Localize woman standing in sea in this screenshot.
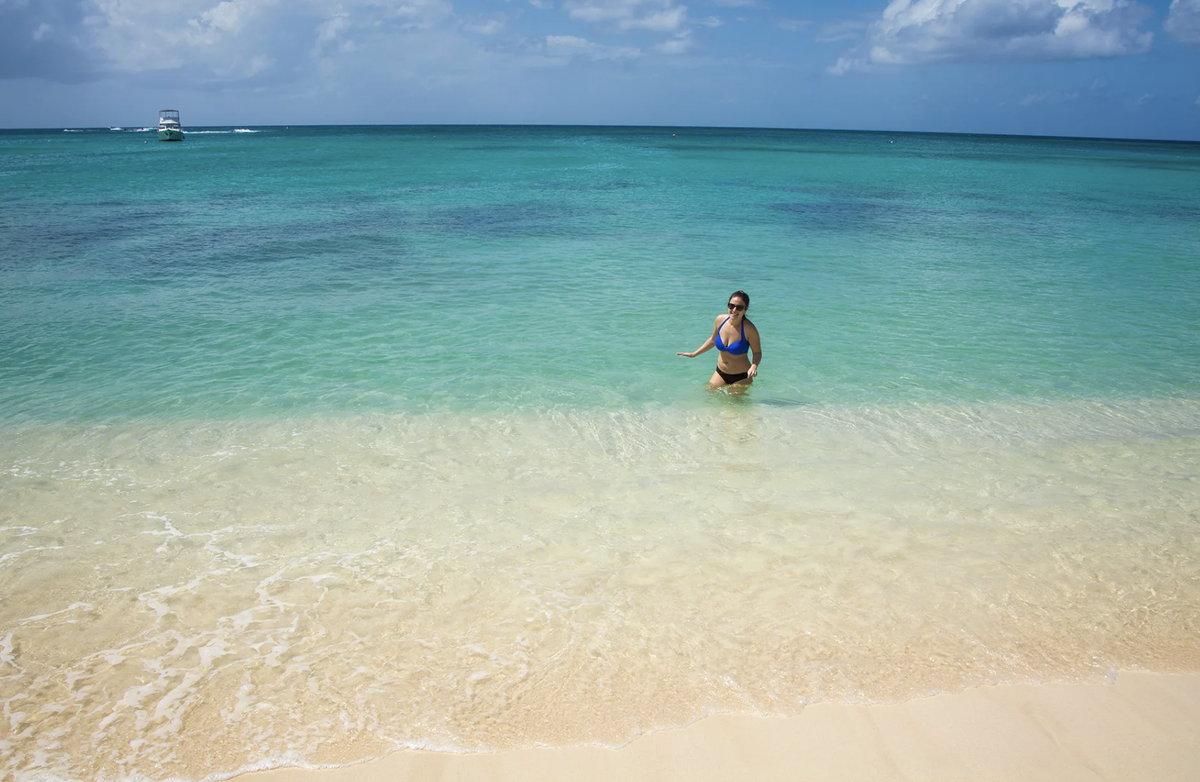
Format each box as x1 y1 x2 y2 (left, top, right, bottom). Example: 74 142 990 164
677 290 762 389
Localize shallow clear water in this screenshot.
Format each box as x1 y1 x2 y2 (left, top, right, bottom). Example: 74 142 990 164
2 126 1199 781
3 126 1199 420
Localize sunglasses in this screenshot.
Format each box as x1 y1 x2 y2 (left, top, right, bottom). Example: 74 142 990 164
728 302 746 312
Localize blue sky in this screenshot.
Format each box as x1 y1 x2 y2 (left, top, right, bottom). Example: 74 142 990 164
2 0 1199 139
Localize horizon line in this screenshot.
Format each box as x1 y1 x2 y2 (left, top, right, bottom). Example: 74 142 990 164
5 122 1200 145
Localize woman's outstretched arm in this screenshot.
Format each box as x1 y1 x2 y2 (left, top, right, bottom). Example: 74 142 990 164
677 337 715 358
677 317 721 358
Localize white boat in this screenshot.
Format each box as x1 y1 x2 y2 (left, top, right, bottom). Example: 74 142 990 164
157 110 184 142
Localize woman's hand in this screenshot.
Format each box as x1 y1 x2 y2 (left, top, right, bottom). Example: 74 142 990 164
748 364 758 378
682 336 715 359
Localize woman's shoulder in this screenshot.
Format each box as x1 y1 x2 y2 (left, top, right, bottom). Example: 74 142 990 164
744 318 759 333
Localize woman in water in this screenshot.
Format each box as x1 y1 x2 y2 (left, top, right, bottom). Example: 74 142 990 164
677 290 762 389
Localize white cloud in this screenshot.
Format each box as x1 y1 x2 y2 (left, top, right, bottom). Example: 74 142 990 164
656 30 693 53
827 56 855 76
464 17 507 35
3 0 708 88
543 33 641 61
244 53 275 75
556 2 699 55
564 0 688 32
631 7 687 30
1165 0 1200 43
816 18 868 44
78 0 454 80
383 0 452 29
830 0 1154 74
312 13 350 55
199 1 243 34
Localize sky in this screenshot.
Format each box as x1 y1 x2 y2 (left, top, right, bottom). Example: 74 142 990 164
2 0 1199 139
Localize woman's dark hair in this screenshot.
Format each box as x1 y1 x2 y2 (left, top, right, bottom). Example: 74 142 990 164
729 290 750 309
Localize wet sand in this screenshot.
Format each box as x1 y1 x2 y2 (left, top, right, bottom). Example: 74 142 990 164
239 671 1200 782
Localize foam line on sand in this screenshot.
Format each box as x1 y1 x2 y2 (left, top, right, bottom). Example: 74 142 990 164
237 671 1200 782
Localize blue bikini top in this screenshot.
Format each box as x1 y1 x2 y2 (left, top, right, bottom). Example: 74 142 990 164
715 317 750 355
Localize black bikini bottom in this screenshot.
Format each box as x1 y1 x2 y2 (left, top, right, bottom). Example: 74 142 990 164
716 367 749 385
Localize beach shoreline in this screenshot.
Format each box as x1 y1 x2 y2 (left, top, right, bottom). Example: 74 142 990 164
5 127 1200 782
4 405 1200 781
237 671 1200 782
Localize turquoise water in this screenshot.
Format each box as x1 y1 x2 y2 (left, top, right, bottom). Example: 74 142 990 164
3 126 1200 782
3 126 1199 421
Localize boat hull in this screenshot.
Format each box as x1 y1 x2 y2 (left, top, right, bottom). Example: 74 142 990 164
157 129 184 142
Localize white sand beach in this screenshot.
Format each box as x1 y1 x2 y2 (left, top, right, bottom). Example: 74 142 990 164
240 672 1200 782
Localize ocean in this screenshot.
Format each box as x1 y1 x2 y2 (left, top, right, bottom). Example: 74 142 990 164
2 124 1199 781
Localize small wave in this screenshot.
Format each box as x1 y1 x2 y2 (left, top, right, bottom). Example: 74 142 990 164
233 128 259 133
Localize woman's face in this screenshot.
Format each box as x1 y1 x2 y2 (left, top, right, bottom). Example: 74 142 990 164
728 298 748 318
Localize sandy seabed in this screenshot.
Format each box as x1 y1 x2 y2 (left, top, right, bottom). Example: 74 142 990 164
5 406 1200 780
239 672 1200 782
